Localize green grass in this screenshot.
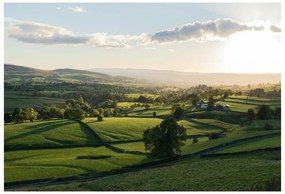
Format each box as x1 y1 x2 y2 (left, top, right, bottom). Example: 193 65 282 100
5 119 101 150
178 120 223 135
185 111 247 124
112 141 147 153
84 117 162 142
191 119 238 132
20 155 280 191
5 91 65 112
128 105 171 117
228 96 281 103
117 102 140 108
5 146 151 183
181 129 279 155
126 93 158 98
217 135 281 154
216 101 259 113
239 120 281 131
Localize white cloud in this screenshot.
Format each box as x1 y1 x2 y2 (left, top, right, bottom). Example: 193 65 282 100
270 24 281 32
151 18 278 43
5 18 280 48
68 6 87 13
56 7 62 10
5 18 143 48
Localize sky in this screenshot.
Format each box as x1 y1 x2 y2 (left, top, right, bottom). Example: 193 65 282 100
4 3 281 73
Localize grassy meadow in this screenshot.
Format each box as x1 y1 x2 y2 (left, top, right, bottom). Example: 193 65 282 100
4 88 281 191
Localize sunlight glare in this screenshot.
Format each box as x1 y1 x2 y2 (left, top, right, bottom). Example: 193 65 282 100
224 31 281 73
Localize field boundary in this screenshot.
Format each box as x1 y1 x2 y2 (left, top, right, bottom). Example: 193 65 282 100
5 131 280 190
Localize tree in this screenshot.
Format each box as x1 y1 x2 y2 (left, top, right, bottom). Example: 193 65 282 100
14 113 25 123
64 108 85 120
153 111 156 117
223 91 229 99
25 108 38 122
173 106 184 119
50 107 64 118
192 137 199 144
207 95 215 111
191 95 199 106
143 118 187 157
4 113 13 123
145 104 151 110
257 105 273 120
247 109 255 122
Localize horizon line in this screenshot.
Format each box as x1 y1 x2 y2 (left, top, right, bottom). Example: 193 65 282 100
4 63 281 75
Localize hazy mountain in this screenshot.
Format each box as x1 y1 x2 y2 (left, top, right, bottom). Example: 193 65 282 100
4 64 148 86
89 68 281 86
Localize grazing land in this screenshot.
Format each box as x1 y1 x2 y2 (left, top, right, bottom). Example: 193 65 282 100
4 64 281 191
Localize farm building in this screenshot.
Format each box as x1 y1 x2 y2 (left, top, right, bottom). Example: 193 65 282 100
198 101 208 109
214 104 231 111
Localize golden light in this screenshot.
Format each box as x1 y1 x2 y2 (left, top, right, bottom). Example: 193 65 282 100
223 30 281 73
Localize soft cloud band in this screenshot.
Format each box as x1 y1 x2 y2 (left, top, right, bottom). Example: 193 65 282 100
151 18 270 43
5 18 280 48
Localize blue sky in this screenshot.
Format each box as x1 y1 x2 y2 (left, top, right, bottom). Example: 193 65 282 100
4 3 281 73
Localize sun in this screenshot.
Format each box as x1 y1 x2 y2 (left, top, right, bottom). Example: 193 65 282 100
223 31 281 73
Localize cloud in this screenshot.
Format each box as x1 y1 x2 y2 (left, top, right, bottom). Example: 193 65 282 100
270 24 281 32
56 7 62 10
151 18 277 43
5 19 145 48
5 18 280 48
68 6 87 13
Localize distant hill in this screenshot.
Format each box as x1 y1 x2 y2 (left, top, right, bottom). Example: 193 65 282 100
4 64 148 86
89 68 281 86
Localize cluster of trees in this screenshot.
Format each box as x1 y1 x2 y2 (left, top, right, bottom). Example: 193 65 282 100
247 105 281 122
4 107 39 123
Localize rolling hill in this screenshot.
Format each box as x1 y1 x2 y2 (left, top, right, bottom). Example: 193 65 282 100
4 64 149 86
89 68 281 86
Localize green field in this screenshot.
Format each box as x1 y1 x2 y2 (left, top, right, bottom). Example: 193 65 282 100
128 105 172 117
111 141 147 153
5 91 65 112
5 119 101 150
4 92 282 191
84 117 162 142
217 135 281 154
19 155 280 191
185 111 247 124
178 120 224 135
5 146 151 183
126 93 158 98
117 102 140 108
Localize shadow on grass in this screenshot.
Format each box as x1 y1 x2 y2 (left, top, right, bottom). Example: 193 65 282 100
5 120 74 143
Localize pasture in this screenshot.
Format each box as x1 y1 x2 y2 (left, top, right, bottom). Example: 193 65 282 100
128 105 172 117
5 91 65 112
4 93 282 191
18 156 280 191
84 117 162 142
217 135 280 154
5 119 101 150
5 146 151 183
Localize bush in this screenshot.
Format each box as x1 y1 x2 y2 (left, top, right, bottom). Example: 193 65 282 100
192 137 199 144
264 122 273 130
208 133 220 140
